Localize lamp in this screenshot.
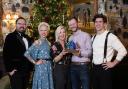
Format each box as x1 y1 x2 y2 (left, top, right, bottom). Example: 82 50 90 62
5 14 11 20
13 14 18 20
5 13 19 20
3 13 19 32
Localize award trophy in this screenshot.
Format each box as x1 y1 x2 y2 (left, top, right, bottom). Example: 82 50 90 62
66 41 78 53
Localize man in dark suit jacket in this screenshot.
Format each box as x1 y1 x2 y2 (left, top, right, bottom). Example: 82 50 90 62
3 17 33 89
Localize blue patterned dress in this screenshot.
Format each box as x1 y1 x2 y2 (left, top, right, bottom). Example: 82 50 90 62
24 39 54 89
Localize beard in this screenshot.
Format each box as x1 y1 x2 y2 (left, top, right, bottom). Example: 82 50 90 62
72 28 78 32
16 27 26 34
20 26 24 29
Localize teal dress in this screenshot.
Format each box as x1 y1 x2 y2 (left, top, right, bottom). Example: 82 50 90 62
24 39 54 89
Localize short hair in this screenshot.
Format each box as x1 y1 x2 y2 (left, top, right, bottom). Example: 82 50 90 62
68 16 78 22
93 14 107 23
16 17 26 24
38 22 50 31
55 25 67 42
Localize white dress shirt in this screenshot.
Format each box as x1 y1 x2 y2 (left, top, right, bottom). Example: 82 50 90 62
92 30 127 65
18 32 29 50
22 37 28 49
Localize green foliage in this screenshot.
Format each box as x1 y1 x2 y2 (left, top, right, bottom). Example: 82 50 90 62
30 0 69 39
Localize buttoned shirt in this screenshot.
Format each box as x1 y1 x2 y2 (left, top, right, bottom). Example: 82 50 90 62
18 32 28 50
22 37 28 49
92 30 127 65
69 29 92 62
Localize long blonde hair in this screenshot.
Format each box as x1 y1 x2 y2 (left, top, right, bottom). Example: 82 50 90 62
55 25 67 42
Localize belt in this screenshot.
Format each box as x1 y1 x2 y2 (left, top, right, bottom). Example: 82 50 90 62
36 58 51 61
71 62 90 65
56 61 67 65
93 64 102 66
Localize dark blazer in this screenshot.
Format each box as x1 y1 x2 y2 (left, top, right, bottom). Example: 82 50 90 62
3 30 33 73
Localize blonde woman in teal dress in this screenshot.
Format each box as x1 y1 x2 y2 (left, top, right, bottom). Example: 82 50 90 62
24 22 54 89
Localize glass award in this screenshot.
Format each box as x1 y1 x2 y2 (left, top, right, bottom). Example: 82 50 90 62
66 41 78 53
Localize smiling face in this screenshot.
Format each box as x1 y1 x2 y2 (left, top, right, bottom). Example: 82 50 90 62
38 25 49 38
58 28 66 41
68 18 78 32
94 18 106 32
16 19 26 33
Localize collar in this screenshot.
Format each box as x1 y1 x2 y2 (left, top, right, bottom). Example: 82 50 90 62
73 29 81 36
97 30 108 36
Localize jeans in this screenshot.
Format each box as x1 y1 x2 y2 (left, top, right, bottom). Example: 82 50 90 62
70 64 90 89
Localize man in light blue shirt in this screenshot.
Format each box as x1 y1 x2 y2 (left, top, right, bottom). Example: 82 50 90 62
68 17 92 89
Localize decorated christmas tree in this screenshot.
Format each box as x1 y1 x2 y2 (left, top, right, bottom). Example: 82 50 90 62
30 0 69 40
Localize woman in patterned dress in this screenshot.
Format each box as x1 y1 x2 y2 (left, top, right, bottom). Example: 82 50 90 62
24 22 54 89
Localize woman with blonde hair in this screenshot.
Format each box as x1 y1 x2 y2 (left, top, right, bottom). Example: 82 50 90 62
51 25 71 89
24 22 54 89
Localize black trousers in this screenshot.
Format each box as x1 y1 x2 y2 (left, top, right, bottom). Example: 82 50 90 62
53 64 71 89
92 64 112 89
10 71 30 89
112 56 128 89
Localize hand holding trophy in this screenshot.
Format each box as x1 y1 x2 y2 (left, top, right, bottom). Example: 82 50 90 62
66 41 80 56
61 49 68 56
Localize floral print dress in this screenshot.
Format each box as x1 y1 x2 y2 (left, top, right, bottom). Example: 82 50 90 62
24 39 54 89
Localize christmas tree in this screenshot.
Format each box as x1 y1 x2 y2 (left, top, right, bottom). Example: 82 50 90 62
30 0 69 40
